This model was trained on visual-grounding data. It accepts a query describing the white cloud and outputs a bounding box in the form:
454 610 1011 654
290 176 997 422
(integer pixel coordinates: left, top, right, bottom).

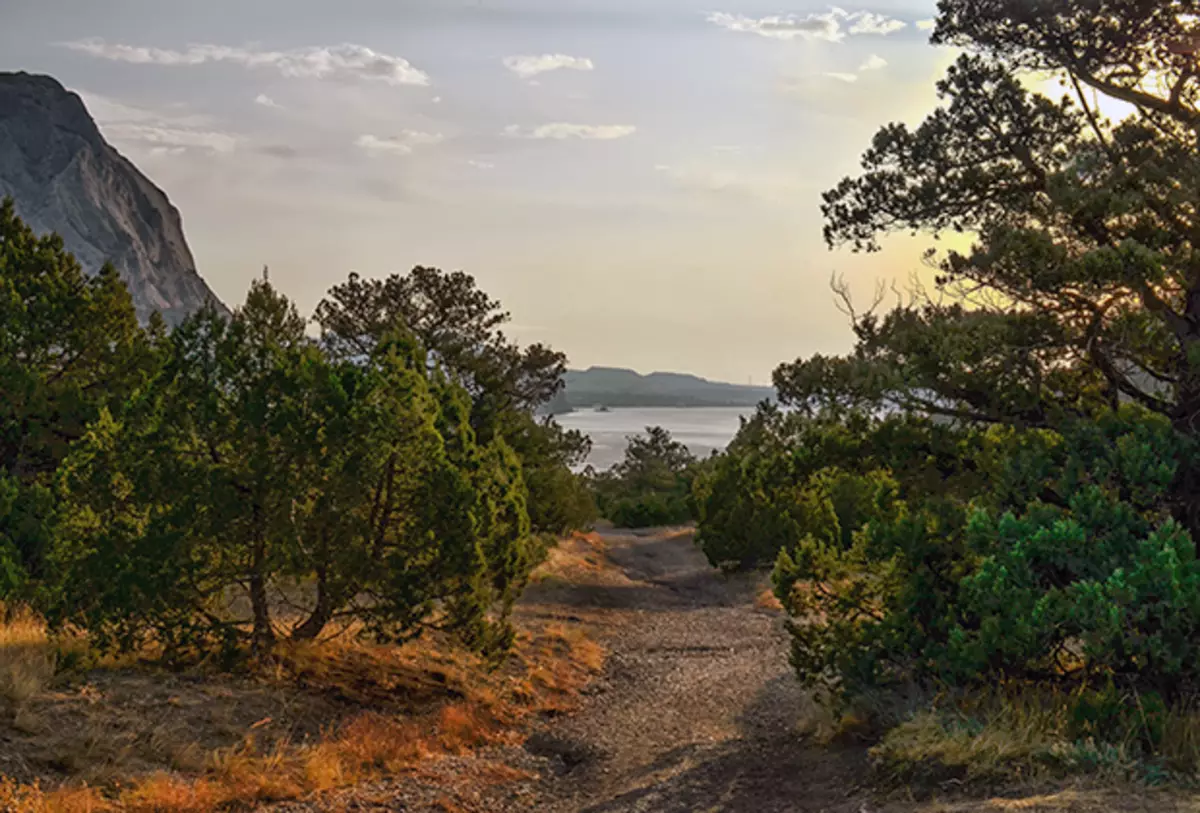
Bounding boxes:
707 8 906 42
707 11 842 41
847 12 907 35
915 19 937 31
254 93 280 108
355 131 444 155
467 159 495 169
826 72 860 83
61 39 430 86
503 54 594 79
859 54 887 71
504 123 636 140
76 91 237 154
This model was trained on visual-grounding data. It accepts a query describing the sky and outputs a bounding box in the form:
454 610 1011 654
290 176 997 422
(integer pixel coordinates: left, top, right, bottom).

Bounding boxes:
1 0 959 383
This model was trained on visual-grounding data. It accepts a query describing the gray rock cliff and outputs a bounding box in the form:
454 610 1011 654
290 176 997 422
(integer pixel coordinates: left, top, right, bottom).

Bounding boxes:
0 71 226 324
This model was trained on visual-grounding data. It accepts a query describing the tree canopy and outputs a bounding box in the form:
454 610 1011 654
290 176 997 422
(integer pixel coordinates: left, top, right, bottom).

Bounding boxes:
688 1 1200 722
0 202 593 661
782 0 1200 528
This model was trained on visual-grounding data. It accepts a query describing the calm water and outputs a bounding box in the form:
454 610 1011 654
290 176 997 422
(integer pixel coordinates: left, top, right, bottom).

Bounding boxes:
557 407 753 471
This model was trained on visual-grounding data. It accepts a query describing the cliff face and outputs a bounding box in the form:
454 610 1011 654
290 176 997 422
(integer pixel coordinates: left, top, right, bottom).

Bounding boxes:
0 72 225 324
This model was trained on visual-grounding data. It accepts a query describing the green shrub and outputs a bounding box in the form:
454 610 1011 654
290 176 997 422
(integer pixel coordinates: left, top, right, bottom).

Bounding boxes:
607 493 690 529
775 407 1200 704
694 405 981 570
591 426 702 529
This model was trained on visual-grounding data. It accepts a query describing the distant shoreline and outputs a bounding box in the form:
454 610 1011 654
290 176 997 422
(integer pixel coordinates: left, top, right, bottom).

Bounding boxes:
545 367 774 417
545 402 769 417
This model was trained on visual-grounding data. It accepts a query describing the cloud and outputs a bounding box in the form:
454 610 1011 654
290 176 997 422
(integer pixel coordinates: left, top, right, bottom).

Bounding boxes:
467 159 495 169
707 11 841 41
915 19 937 31
847 12 907 35
61 39 430 86
707 8 906 42
859 54 887 71
503 54 594 79
76 91 237 154
355 131 444 155
826 72 859 82
255 93 280 108
504 123 636 140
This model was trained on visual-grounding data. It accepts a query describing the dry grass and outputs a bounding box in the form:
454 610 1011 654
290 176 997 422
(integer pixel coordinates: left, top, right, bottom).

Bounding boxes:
0 536 613 811
916 787 1199 813
0 606 57 709
871 685 1200 790
754 587 784 612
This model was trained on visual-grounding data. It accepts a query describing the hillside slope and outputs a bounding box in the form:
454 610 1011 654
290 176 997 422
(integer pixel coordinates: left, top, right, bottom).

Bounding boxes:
547 366 774 412
0 71 225 324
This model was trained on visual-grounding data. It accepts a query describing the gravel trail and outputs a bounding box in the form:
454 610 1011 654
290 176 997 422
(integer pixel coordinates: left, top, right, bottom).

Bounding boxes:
519 527 869 813
288 529 1183 813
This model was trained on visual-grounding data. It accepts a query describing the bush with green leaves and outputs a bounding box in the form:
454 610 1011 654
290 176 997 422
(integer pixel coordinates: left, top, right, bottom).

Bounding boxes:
47 281 541 659
0 198 159 587
0 200 590 662
693 405 982 570
314 268 594 537
590 426 702 528
749 0 1200 747
774 407 1200 703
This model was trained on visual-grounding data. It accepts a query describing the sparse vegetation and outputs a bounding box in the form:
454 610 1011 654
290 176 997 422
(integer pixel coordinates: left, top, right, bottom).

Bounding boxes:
0 535 609 810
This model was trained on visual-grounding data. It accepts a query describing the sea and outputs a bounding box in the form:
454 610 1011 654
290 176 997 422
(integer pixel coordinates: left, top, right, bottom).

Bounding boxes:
556 406 754 471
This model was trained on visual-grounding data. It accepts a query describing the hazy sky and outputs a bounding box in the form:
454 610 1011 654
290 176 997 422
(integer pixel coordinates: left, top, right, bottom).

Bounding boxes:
2 0 956 383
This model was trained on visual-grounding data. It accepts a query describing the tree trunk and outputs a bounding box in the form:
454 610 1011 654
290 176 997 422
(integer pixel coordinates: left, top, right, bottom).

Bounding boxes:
249 533 275 652
292 568 333 641
1172 379 1200 542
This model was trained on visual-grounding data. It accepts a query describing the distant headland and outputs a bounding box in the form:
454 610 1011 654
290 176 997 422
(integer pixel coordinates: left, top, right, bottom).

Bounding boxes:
544 366 775 414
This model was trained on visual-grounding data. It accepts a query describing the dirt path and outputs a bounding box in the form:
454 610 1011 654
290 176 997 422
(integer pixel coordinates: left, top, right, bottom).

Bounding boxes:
516 528 869 813
297 529 1182 812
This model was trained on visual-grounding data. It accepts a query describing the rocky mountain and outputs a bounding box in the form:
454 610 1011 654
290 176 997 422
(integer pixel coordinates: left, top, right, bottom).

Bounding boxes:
0 71 225 324
546 366 775 413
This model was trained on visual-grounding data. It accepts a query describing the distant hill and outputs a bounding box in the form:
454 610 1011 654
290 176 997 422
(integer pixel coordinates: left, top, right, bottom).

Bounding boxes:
545 367 775 413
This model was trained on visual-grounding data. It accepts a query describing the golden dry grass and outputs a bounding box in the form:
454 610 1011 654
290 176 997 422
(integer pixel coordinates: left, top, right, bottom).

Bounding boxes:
754 587 784 612
872 685 1200 790
0 536 613 812
0 606 57 709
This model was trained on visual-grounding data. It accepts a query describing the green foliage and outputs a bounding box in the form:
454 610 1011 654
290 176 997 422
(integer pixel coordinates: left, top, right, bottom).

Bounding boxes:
48 281 542 659
502 413 597 535
730 0 1200 757
773 408 1200 704
792 1 1200 454
694 405 981 570
312 267 591 535
0 198 157 584
590 426 702 528
0 202 587 662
